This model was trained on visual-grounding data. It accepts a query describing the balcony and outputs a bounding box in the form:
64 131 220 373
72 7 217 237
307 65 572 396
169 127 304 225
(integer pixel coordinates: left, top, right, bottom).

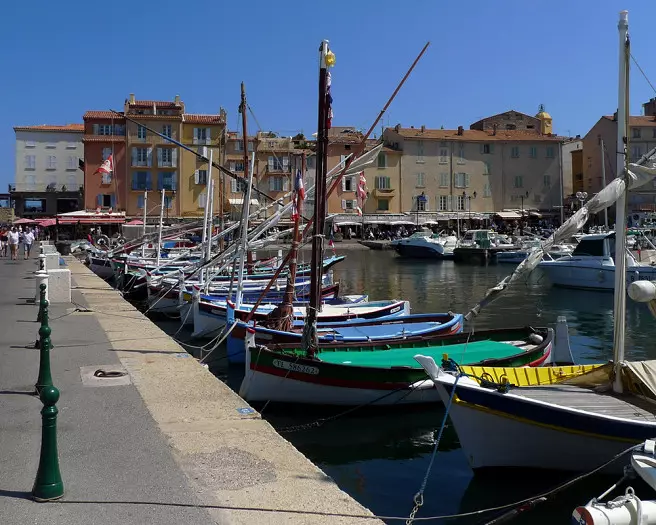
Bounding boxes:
373 188 396 198
10 183 81 193
193 137 212 145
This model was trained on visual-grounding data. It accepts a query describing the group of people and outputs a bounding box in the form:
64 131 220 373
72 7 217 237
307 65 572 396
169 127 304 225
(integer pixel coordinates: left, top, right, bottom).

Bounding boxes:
0 226 36 260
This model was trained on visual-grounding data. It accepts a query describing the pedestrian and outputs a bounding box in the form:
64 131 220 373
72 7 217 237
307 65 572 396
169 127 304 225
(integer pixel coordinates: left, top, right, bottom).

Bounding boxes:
8 227 19 261
23 228 35 259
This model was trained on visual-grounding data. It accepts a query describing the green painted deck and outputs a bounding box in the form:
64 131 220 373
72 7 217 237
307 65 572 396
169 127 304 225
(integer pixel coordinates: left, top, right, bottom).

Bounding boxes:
318 340 524 368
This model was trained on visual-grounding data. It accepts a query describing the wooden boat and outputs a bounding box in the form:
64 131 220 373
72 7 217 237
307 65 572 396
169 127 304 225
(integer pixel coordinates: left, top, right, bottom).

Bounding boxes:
239 326 553 406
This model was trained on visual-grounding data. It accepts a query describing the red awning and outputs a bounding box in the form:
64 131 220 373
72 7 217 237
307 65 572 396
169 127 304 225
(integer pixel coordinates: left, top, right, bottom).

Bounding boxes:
13 218 38 225
37 219 57 227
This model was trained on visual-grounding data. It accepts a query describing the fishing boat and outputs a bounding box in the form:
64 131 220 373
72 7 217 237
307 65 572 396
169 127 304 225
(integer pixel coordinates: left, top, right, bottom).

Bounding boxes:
416 11 656 475
239 326 553 405
391 230 458 259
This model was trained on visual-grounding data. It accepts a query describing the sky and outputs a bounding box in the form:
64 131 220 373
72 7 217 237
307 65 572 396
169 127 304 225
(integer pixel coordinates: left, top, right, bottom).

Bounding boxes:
2 1 656 189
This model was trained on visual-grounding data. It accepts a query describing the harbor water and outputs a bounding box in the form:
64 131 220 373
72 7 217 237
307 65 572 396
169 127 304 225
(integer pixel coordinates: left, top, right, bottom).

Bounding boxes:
157 247 656 523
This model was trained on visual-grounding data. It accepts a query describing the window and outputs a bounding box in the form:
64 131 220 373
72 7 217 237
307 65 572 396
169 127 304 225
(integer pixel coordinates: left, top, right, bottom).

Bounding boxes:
194 128 209 145
342 199 355 210
482 144 491 154
131 171 151 190
66 156 77 170
543 174 551 187
514 175 524 188
158 172 177 191
375 176 391 189
46 142 56 149
439 173 449 187
96 194 114 207
158 147 176 167
511 146 520 158
546 146 555 159
483 161 490 175
137 125 146 140
456 195 465 211
46 155 57 170
416 141 424 163
268 176 287 192
133 147 151 167
66 142 77 149
196 169 208 185
98 124 113 136
377 153 387 168
439 148 448 164
101 173 112 185
162 124 172 138
633 127 642 139
344 176 355 191
102 147 112 160
416 197 427 211
235 140 243 151
377 198 389 211
454 172 469 188
267 156 288 172
416 172 425 187
457 146 465 164
529 146 537 158
632 146 643 161
483 182 491 197
234 161 244 172
248 141 254 152
164 196 174 209
24 154 36 170
438 195 449 211
25 140 36 148
25 199 45 212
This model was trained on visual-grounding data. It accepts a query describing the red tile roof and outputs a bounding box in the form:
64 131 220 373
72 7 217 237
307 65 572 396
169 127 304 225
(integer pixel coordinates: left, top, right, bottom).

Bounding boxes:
602 115 656 126
184 113 225 124
14 124 84 132
387 127 564 142
84 111 124 120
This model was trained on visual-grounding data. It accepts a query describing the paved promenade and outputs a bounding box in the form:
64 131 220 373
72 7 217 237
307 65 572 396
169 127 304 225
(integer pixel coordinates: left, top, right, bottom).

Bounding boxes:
0 255 380 524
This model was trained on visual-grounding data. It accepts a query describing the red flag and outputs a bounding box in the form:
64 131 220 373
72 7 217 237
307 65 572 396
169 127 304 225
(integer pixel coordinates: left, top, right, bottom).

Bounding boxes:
94 154 113 175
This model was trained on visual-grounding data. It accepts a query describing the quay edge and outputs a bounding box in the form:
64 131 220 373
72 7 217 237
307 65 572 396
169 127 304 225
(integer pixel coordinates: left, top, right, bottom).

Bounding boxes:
67 257 382 525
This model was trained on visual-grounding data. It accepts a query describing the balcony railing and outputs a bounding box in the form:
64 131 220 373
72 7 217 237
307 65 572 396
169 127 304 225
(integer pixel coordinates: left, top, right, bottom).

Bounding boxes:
10 183 81 193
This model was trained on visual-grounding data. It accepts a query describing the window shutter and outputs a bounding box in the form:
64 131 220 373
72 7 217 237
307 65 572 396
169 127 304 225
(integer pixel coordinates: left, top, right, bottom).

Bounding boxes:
131 148 137 166
147 148 153 167
448 195 453 211
268 156 274 171
157 148 163 166
93 124 99 135
97 194 103 207
194 170 199 184
138 195 144 209
340 155 347 165
341 199 346 210
465 174 470 187
146 172 152 190
171 172 177 191
199 192 206 208
282 156 289 170
230 161 235 172
269 177 275 191
283 177 290 191
341 176 346 192
172 149 178 168
425 198 429 211
109 194 116 208
205 128 211 144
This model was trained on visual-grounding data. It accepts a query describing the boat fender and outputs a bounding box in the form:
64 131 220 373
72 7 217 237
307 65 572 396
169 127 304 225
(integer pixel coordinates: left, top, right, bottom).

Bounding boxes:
528 334 544 344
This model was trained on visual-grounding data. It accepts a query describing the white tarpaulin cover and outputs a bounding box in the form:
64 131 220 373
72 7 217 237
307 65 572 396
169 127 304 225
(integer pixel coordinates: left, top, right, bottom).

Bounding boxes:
464 155 656 321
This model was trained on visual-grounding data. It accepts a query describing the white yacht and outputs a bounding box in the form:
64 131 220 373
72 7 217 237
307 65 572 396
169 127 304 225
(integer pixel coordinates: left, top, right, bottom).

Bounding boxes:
538 232 656 290
496 240 574 264
391 230 458 259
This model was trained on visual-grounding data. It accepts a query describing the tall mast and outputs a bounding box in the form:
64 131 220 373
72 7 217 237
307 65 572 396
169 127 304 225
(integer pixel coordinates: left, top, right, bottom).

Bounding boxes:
303 40 332 357
141 190 148 257
600 139 609 229
156 189 165 267
612 10 630 393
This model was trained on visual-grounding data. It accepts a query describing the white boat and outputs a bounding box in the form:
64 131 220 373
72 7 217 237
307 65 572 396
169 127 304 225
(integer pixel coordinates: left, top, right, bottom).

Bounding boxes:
496 240 574 264
391 230 457 259
415 11 656 477
538 232 656 290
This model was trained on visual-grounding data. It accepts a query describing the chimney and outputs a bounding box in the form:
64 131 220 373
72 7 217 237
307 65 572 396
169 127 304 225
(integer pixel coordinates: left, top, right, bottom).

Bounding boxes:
174 94 180 105
394 123 401 132
457 126 464 136
492 123 498 136
129 93 135 104
421 125 426 133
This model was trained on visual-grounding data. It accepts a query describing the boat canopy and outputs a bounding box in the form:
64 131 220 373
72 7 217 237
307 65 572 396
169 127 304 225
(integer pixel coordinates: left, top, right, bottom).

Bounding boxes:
495 211 521 220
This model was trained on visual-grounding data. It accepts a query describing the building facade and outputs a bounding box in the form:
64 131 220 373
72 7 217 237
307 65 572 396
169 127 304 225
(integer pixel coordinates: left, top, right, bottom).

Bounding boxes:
13 124 84 217
83 111 126 212
224 131 257 217
582 115 656 212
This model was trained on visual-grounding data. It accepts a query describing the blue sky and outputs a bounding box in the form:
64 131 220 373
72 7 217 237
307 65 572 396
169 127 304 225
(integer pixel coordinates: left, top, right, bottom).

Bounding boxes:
1 1 656 189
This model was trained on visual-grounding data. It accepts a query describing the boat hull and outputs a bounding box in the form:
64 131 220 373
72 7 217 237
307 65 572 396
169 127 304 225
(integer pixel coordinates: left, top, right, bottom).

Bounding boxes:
393 243 449 259
539 260 656 290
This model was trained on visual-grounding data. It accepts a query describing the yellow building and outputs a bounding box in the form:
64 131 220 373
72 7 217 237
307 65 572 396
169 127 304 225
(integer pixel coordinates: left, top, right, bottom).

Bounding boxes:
179 111 227 218
363 145 402 214
223 131 257 217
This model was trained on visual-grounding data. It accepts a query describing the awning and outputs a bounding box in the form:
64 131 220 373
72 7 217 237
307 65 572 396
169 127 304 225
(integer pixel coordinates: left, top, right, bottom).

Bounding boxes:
529 211 542 218
389 220 416 226
364 219 388 224
420 219 439 225
57 217 126 225
126 219 144 225
13 218 38 225
335 221 361 227
495 211 521 220
228 198 260 206
37 219 56 227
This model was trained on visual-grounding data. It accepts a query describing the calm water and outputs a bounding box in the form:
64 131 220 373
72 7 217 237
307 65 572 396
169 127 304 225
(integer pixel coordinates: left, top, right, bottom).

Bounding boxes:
159 248 656 524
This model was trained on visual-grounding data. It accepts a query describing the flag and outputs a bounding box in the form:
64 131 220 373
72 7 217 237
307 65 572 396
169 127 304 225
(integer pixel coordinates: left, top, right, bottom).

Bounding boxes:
95 154 113 175
356 171 367 216
295 169 306 200
291 200 299 222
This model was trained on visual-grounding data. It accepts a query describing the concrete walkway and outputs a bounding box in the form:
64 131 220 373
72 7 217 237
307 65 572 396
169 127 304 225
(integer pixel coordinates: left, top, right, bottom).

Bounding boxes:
0 256 380 524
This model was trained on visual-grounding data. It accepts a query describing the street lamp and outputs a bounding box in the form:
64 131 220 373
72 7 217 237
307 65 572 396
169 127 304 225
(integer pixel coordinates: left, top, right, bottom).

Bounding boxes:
462 191 477 224
520 190 529 236
416 191 427 228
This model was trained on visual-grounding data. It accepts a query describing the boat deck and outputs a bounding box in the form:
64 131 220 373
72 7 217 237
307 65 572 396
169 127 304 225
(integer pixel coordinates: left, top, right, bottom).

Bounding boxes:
515 384 656 423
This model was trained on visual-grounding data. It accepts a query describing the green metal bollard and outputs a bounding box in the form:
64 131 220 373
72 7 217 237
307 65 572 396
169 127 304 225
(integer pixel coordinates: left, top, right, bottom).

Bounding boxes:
36 281 46 323
32 385 64 501
34 285 53 395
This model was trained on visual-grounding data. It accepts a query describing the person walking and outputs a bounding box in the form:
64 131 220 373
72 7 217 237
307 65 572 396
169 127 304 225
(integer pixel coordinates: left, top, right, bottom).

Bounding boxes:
8 227 19 261
23 228 34 259
0 228 6 257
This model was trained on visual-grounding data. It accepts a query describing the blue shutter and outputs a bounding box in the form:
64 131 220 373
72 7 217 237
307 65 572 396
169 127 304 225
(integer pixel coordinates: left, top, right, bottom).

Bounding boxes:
171 172 177 191
110 194 116 208
96 194 102 207
138 195 144 209
146 172 152 190
131 172 137 190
